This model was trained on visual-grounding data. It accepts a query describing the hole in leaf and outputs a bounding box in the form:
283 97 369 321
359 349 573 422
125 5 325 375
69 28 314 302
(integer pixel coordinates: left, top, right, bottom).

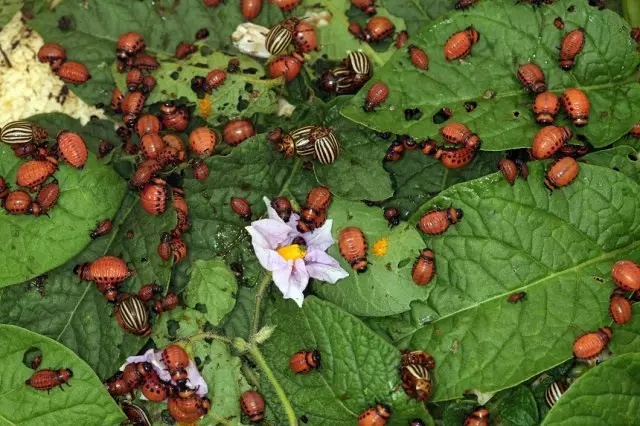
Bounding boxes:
230 262 244 278
237 97 249 111
57 15 73 31
405 108 423 121
23 347 43 370
567 5 575 12
554 17 564 30
200 46 212 56
167 320 180 337
592 276 605 283
629 153 638 162
513 111 520 118
385 263 392 271
140 257 148 263
242 67 259 75
432 108 451 124
464 101 477 112
195 303 208 313
170 71 180 80
398 258 412 269
244 83 254 93
300 415 309 424
613 167 620 172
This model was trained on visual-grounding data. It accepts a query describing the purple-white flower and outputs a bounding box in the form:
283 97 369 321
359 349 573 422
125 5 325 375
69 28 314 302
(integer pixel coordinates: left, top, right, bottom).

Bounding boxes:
124 348 208 400
246 197 349 307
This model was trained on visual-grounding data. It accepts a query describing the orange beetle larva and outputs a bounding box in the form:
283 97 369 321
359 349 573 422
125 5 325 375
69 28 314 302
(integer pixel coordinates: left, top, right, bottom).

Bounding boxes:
338 227 368 272
531 126 572 159
517 63 546 93
418 208 463 235
532 92 560 124
559 28 585 70
444 27 479 61
561 88 590 127
572 327 612 359
544 156 579 191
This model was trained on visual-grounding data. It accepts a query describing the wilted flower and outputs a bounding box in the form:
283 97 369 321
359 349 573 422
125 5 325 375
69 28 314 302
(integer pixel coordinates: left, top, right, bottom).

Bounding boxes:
246 197 349 307
124 348 207 399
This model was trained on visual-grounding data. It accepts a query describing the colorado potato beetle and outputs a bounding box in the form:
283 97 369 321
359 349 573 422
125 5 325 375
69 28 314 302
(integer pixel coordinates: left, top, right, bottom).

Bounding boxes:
105 372 132 397
270 0 301 11
224 119 255 146
544 156 579 190
265 18 298 55
0 176 8 199
141 370 169 402
117 31 145 60
16 157 58 191
134 52 160 71
573 327 612 359
444 27 479 61
123 361 153 388
320 68 357 94
508 291 527 303
36 180 60 212
561 88 590 127
408 45 429 70
609 290 632 325
533 92 560 124
1 120 48 145
203 69 227 92
230 197 252 220
154 292 179 314
298 186 331 230
351 0 376 14
401 350 436 369
115 294 150 336
358 404 391 426
25 368 73 391
268 55 303 81
289 349 321 374
142 75 156 93
241 390 265 422
170 238 188 264
56 61 91 84
138 283 162 302
531 125 572 159
412 249 435 286
162 344 189 372
161 105 189 131
559 28 585 70
271 196 292 222
130 159 160 189
344 51 372 87
157 232 172 261
293 21 318 54
611 260 640 291
499 159 518 185
175 42 197 59
140 133 165 160
111 88 124 113
339 227 368 272
395 30 409 48
75 255 132 285
126 68 144 91
630 122 640 138
56 130 88 168
464 407 489 426
140 178 168 215
136 114 161 137
384 207 400 227
545 381 566 408
418 207 463 235
364 82 389 112
363 16 395 43
37 43 66 70
435 146 476 169
440 122 480 148
517 63 546 93
400 364 432 400
192 158 210 181
310 126 340 164
241 0 263 20
120 402 152 426
3 190 33 215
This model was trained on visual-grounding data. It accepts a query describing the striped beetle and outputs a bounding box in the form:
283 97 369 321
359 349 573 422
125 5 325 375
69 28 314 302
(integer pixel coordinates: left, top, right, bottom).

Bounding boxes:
310 126 340 164
114 294 150 336
265 18 299 55
345 51 372 87
1 121 48 145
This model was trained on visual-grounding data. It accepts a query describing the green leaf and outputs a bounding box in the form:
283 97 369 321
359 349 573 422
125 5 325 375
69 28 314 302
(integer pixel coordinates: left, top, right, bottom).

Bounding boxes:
342 0 640 151
487 386 539 426
313 198 430 317
386 149 502 216
0 193 176 379
0 324 125 425
362 311 416 348
28 0 284 106
260 296 431 425
223 285 257 341
316 98 394 201
186 258 238 327
542 353 640 426
112 50 280 125
383 0 456 36
581 145 640 183
0 0 21 28
408 162 640 401
442 399 478 426
0 143 125 288
610 304 640 354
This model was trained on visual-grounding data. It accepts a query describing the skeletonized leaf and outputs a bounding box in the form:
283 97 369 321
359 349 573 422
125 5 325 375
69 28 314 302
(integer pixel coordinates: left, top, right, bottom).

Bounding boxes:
0 324 125 425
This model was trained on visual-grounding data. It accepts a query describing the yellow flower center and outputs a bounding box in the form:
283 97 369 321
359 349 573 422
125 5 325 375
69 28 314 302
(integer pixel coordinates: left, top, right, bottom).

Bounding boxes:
277 244 307 261
372 237 388 257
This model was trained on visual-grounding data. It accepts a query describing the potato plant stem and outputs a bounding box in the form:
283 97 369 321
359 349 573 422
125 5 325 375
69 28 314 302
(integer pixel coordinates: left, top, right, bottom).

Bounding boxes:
251 272 273 337
247 343 298 426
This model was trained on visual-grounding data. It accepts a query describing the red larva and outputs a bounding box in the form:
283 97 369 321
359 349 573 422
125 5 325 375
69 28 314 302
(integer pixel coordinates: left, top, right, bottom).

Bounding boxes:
142 74 156 94
0 176 9 199
533 92 560 124
573 327 612 359
464 407 490 426
90 218 113 239
37 43 66 67
154 292 180 313
339 227 368 272
499 159 518 185
418 208 463 235
435 145 476 169
351 0 376 14
192 159 210 181
56 61 91 84
26 369 73 391
544 156 579 190
203 0 224 5
348 22 364 40
135 114 161 137
203 69 226 92
517 63 546 93
75 255 132 285
121 92 146 116
270 0 301 12
358 404 391 426
364 82 389 112
444 27 479 61
561 88 590 127
531 126 572 159
175 42 197 59
171 238 188 264
609 291 632 325
36 181 60 212
630 122 640 138
111 88 124 112
559 28 585 70
56 130 88 168
104 372 132 397
440 122 480 148
241 0 263 20
161 106 190 132
412 249 435 286
133 53 160 70
141 371 169 402
130 159 160 189
122 362 153 388
293 21 318 54
140 178 168 215
408 45 428 70
289 349 321 373
240 390 265 422
395 30 409 49
162 344 190 371
271 197 292 222
189 127 217 156
508 291 526 303
140 133 165 160
117 32 145 60
269 55 303 82
223 119 255 146
172 187 189 214
4 190 33 215
138 283 162 302
230 197 252 220
126 68 144 91
16 157 58 192
611 260 640 291
157 232 172 261
364 16 395 43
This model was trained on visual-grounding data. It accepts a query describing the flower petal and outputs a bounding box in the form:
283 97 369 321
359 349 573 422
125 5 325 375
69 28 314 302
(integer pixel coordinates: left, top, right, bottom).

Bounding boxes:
263 196 283 222
185 361 208 396
272 259 309 307
305 249 350 283
304 219 335 251
249 218 294 248
246 226 291 271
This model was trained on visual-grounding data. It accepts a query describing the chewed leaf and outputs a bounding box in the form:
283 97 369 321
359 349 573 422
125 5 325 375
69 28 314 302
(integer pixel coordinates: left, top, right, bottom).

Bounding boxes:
186 258 237 326
408 162 640 401
0 143 125 288
0 324 124 425
342 0 640 151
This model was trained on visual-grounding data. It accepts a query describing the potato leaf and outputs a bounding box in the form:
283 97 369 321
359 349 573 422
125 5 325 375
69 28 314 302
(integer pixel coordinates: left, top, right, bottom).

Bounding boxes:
0 324 124 425
185 258 238 327
408 162 640 401
342 0 640 151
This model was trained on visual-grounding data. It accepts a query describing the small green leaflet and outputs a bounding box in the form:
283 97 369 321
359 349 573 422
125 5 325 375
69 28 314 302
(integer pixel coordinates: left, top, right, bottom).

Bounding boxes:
186 258 238 326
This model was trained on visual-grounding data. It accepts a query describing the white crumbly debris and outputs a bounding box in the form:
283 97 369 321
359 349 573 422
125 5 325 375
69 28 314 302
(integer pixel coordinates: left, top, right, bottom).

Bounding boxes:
231 23 270 59
276 97 295 117
0 12 105 128
301 10 332 28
